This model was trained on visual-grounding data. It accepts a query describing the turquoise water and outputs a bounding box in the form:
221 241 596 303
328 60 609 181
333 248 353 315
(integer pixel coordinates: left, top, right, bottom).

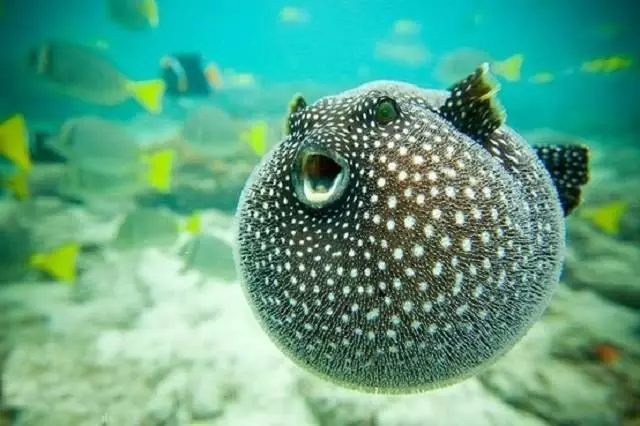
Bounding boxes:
1 0 639 134
1 2 639 425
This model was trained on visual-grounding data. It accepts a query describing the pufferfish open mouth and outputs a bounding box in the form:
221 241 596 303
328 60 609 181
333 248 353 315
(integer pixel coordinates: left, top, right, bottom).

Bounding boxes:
296 149 349 207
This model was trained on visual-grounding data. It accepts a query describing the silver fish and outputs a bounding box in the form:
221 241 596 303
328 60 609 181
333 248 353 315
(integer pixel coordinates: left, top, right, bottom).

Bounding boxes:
234 64 590 393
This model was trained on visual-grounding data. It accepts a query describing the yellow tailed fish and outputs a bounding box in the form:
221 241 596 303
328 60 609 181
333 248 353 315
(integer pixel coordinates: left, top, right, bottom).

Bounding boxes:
578 200 628 235
27 41 166 114
139 0 159 27
492 54 524 82
581 55 633 73
29 241 79 282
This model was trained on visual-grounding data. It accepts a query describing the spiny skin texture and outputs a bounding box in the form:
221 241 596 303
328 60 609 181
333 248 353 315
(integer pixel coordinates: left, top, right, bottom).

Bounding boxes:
234 79 565 393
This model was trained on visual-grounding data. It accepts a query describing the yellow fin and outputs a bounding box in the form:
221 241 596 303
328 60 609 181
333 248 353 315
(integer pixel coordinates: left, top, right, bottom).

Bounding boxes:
4 169 30 200
581 56 633 73
204 63 223 89
181 212 202 235
0 113 32 171
143 149 174 192
140 0 159 27
579 200 628 235
126 79 165 114
29 242 79 282
240 121 268 156
492 54 524 82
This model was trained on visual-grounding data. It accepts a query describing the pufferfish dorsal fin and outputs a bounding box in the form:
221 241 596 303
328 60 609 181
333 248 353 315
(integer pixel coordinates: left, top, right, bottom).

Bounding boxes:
533 144 591 216
438 63 506 142
283 93 308 136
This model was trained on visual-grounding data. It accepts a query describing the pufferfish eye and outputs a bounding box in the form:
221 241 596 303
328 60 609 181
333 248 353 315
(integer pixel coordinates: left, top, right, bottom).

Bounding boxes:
374 97 400 125
292 146 350 209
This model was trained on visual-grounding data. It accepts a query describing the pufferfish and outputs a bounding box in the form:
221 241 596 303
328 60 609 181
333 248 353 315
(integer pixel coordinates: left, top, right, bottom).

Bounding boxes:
233 64 590 394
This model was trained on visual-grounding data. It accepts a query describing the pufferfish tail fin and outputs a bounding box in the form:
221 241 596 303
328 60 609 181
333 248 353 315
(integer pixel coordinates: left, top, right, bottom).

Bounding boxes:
438 62 506 143
533 144 591 216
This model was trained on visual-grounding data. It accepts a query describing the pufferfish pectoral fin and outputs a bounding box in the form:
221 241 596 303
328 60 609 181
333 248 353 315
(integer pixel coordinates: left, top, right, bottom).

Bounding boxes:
283 93 308 136
438 62 506 143
533 144 591 216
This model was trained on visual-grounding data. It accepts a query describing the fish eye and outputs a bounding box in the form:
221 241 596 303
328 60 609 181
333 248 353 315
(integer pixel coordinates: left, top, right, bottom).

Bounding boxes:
374 97 399 125
292 146 350 209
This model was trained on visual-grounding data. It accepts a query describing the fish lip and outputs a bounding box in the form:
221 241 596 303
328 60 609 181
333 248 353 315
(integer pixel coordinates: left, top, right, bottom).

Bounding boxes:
291 141 350 210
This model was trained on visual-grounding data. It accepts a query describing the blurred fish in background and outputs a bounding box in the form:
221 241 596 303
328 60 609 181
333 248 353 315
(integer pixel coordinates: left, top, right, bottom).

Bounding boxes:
25 41 166 114
159 52 223 98
434 48 524 84
44 116 174 207
107 0 159 31
0 220 78 284
112 206 200 251
173 105 268 167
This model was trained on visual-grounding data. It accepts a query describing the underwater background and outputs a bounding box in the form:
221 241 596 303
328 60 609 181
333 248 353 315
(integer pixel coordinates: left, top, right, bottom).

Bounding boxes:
0 0 639 425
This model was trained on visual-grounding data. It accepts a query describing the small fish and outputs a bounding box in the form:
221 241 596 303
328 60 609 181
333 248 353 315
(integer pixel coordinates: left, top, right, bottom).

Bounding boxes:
26 41 165 113
108 0 159 30
578 200 628 235
234 64 590 393
529 72 554 84
179 233 237 282
435 50 523 84
581 55 633 73
0 225 78 283
160 53 222 97
180 106 264 161
0 114 31 200
491 54 524 82
47 116 174 202
113 208 200 251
